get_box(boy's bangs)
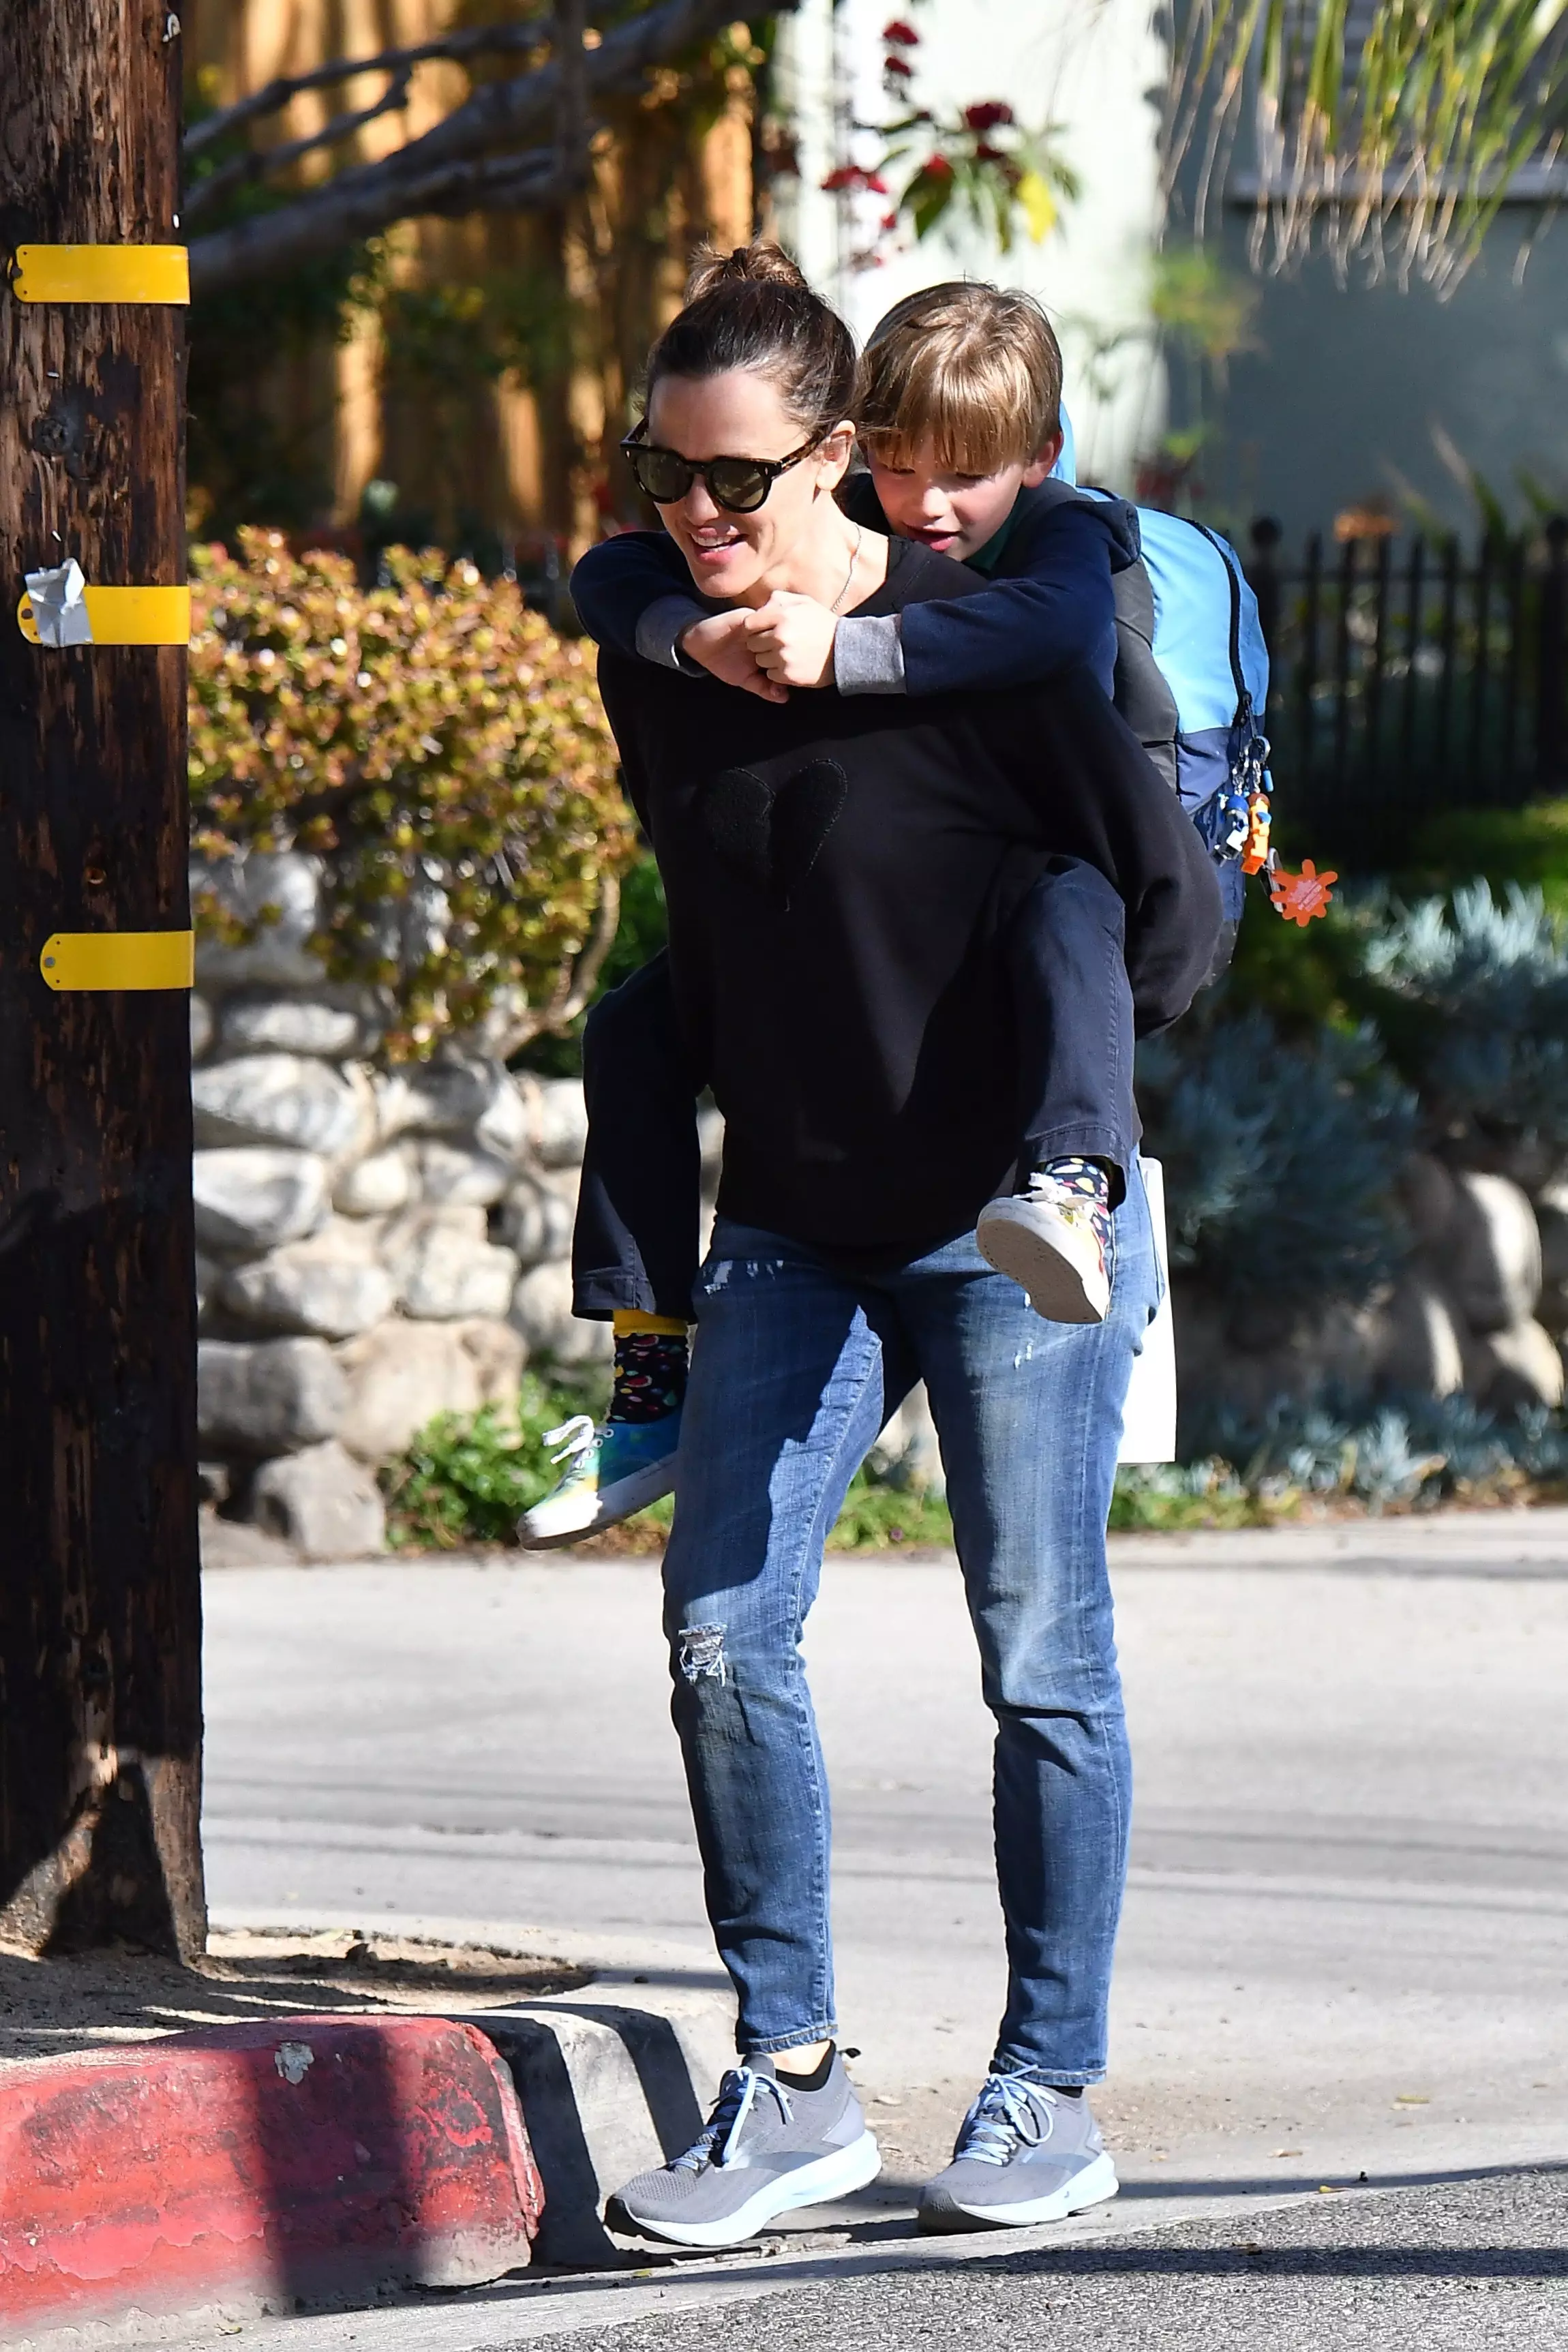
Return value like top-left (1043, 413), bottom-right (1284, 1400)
top-left (861, 368), bottom-right (1038, 478)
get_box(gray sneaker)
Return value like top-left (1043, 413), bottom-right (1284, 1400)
top-left (919, 2073), bottom-right (1118, 2232)
top-left (605, 2052), bottom-right (881, 2249)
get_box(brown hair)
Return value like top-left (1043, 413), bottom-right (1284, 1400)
top-left (644, 243), bottom-right (857, 440)
top-left (855, 282), bottom-right (1063, 474)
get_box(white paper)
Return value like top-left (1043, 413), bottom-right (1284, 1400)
top-left (24, 558), bottom-right (93, 648)
top-left (1117, 1156), bottom-right (1178, 1466)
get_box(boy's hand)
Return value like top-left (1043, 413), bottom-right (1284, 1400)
top-left (679, 612), bottom-right (788, 703)
top-left (744, 593), bottom-right (839, 688)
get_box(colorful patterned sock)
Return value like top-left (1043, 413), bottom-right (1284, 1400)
top-left (1029, 1156), bottom-right (1115, 1266)
top-left (609, 1311), bottom-right (689, 1425)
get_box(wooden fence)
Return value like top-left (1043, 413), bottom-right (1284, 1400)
top-left (1245, 517), bottom-right (1568, 856)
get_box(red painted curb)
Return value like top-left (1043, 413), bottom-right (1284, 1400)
top-left (0, 2015), bottom-right (543, 2330)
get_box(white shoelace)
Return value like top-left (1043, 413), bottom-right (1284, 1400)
top-left (955, 2072), bottom-right (1061, 2166)
top-left (543, 1413), bottom-right (597, 1466)
top-left (676, 2066), bottom-right (796, 2173)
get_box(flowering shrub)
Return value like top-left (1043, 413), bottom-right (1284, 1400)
top-left (825, 13), bottom-right (1079, 258)
top-left (188, 530), bottom-right (634, 1061)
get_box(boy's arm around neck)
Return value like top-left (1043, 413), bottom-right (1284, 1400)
top-left (835, 498), bottom-right (1121, 698)
top-left (570, 530), bottom-right (710, 669)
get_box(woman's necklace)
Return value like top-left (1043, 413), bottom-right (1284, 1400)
top-left (830, 526), bottom-right (864, 614)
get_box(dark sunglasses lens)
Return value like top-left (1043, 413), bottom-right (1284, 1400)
top-left (707, 462), bottom-right (770, 513)
top-left (631, 447), bottom-right (694, 503)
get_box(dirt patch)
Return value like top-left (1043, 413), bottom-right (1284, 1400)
top-left (0, 1926), bottom-right (591, 2064)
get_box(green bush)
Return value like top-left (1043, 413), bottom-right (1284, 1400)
top-left (383, 1387), bottom-right (1568, 1548)
top-left (1402, 799), bottom-right (1568, 918)
top-left (1358, 880), bottom-right (1568, 1149)
top-left (1184, 1389), bottom-right (1568, 1512)
top-left (382, 1378), bottom-right (605, 1548)
top-left (1139, 1008), bottom-right (1416, 1321)
top-left (1145, 879), bottom-right (1568, 1331)
top-left (382, 1389), bottom-right (958, 1553)
top-left (188, 533), bottom-right (635, 1061)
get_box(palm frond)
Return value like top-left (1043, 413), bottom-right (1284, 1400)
top-left (1166, 0), bottom-right (1568, 290)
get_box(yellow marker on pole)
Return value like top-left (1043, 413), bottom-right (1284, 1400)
top-left (40, 932), bottom-right (195, 993)
top-left (12, 245), bottom-right (190, 305)
top-left (18, 584), bottom-right (191, 647)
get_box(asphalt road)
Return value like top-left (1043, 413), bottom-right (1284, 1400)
top-left (517, 2168), bottom-right (1568, 2352)
top-left (202, 1508), bottom-right (1568, 2213)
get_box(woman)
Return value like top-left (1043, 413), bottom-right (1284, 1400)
top-left (579, 246), bottom-right (1220, 2248)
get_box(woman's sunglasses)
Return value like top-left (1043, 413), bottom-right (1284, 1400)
top-left (620, 417), bottom-right (830, 515)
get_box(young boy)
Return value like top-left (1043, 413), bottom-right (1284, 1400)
top-left (526, 282), bottom-right (1180, 1546)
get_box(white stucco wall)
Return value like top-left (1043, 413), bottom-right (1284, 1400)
top-left (772, 0), bottom-right (1167, 488)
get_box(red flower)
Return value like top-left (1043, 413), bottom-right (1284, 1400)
top-left (880, 211), bottom-right (899, 229)
top-left (922, 154), bottom-right (954, 179)
top-left (962, 100), bottom-right (1014, 132)
top-left (821, 164), bottom-right (890, 194)
top-left (883, 54), bottom-right (915, 77)
top-left (881, 18), bottom-right (920, 41)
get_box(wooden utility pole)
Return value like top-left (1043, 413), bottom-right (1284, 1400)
top-left (0, 3), bottom-right (204, 1954)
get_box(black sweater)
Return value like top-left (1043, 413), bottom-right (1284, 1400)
top-left (593, 538), bottom-right (1221, 1258)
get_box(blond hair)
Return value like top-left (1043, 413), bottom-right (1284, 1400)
top-left (855, 282), bottom-right (1062, 474)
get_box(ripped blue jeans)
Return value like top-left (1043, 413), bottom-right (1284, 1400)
top-left (662, 1162), bottom-right (1161, 2079)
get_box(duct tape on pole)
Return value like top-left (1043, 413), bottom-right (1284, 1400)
top-left (18, 562), bottom-right (190, 645)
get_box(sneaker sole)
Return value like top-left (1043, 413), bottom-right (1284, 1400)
top-left (976, 1209), bottom-right (1108, 1325)
top-left (607, 2129), bottom-right (883, 2250)
top-left (518, 1451), bottom-right (679, 1550)
top-left (918, 2149), bottom-right (1119, 2233)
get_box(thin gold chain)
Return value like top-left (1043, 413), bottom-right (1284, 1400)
top-left (830, 526), bottom-right (864, 615)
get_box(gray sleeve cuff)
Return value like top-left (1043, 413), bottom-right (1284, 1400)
top-left (832, 612), bottom-right (906, 694)
top-left (637, 594), bottom-right (711, 675)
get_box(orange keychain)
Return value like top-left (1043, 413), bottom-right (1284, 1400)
top-left (1269, 858), bottom-right (1338, 926)
top-left (1240, 789), bottom-right (1271, 875)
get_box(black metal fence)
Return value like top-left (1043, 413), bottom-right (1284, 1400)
top-left (1244, 516), bottom-right (1568, 858)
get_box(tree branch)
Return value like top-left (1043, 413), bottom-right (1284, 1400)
top-left (184, 74), bottom-right (417, 225)
top-left (188, 0), bottom-right (774, 297)
top-left (556, 0), bottom-right (590, 185)
top-left (183, 18), bottom-right (555, 160)
top-left (494, 866), bottom-right (622, 1055)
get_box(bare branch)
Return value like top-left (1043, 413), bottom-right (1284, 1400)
top-left (494, 868), bottom-right (622, 1055)
top-left (184, 74), bottom-right (416, 225)
top-left (188, 0), bottom-right (769, 297)
top-left (397, 146), bottom-right (578, 219)
top-left (183, 18), bottom-right (555, 160)
top-left (556, 0), bottom-right (590, 184)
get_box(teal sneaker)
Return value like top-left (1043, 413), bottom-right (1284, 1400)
top-left (519, 1411), bottom-right (680, 1548)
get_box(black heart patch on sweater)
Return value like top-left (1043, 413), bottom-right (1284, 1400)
top-left (701, 758), bottom-right (849, 906)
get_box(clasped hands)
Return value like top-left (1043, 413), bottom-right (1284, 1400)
top-left (679, 592), bottom-right (837, 703)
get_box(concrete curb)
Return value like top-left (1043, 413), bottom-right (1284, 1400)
top-left (208, 1909), bottom-right (741, 2269)
top-left (0, 2015), bottom-right (541, 2336)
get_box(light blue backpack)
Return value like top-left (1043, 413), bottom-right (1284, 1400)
top-left (1055, 419), bottom-right (1273, 959)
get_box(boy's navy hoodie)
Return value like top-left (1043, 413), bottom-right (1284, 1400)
top-left (570, 474), bottom-right (1141, 701)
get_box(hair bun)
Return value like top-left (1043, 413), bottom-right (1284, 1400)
top-left (684, 241), bottom-right (811, 302)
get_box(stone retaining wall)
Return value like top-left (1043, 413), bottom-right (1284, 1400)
top-left (1175, 1153), bottom-right (1568, 1421)
top-left (192, 856), bottom-right (612, 1558)
top-left (194, 859), bottom-right (1568, 1551)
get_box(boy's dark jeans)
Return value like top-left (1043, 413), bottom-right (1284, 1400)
top-left (574, 950), bottom-right (706, 1321)
top-left (571, 858), bottom-right (1140, 1322)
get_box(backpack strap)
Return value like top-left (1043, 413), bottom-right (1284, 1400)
top-left (1190, 520), bottom-right (1250, 728)
top-left (1111, 561), bottom-right (1179, 794)
top-left (1190, 519), bottom-right (1269, 799)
